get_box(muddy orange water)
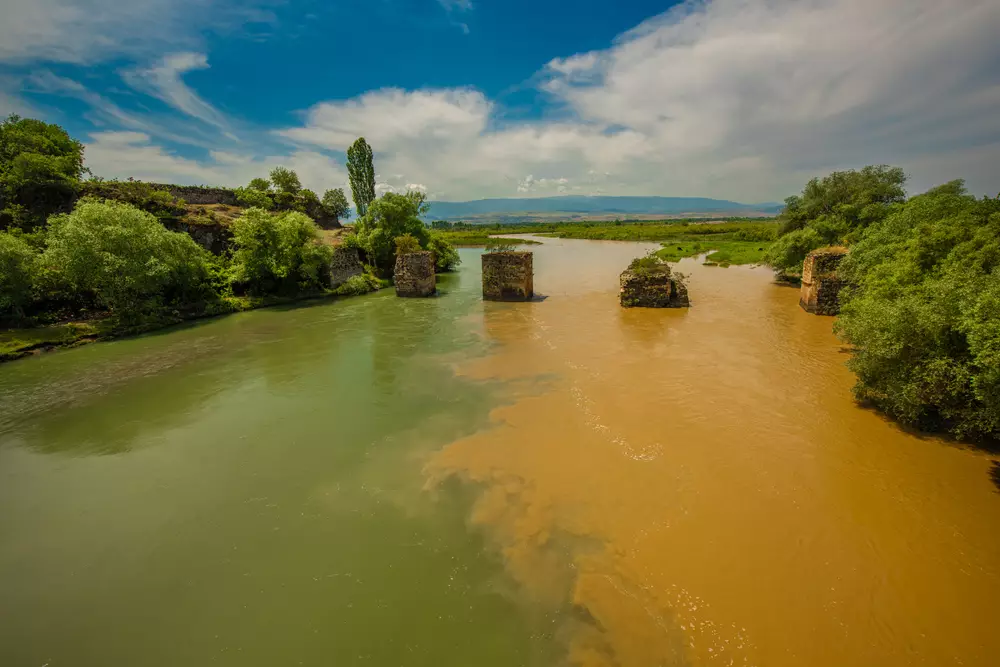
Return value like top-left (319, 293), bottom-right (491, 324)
top-left (427, 236), bottom-right (1000, 667)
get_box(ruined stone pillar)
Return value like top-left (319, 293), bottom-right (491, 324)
top-left (329, 246), bottom-right (364, 289)
top-left (619, 262), bottom-right (690, 308)
top-left (799, 247), bottom-right (848, 315)
top-left (482, 251), bottom-right (534, 301)
top-left (394, 251), bottom-right (436, 297)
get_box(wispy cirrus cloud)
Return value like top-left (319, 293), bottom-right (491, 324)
top-left (122, 52), bottom-right (236, 138)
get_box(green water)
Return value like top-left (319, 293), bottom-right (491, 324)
top-left (0, 251), bottom-right (557, 667)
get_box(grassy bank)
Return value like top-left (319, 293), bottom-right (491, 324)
top-left (0, 285), bottom-right (384, 363)
top-left (433, 231), bottom-right (542, 246)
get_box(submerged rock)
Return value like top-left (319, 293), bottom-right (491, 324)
top-left (394, 251), bottom-right (436, 297)
top-left (799, 247), bottom-right (847, 315)
top-left (482, 251), bottom-right (534, 301)
top-left (619, 258), bottom-right (689, 308)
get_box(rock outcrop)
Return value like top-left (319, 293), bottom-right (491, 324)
top-left (620, 261), bottom-right (689, 308)
top-left (330, 247), bottom-right (364, 288)
top-left (161, 219), bottom-right (232, 255)
top-left (800, 247), bottom-right (848, 315)
top-left (482, 251), bottom-right (534, 301)
top-left (394, 251), bottom-right (436, 297)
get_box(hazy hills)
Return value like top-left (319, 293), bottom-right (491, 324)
top-left (424, 195), bottom-right (782, 222)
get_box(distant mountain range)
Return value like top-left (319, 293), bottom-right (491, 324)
top-left (424, 196), bottom-right (783, 222)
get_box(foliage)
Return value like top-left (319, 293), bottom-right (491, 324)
top-left (355, 191), bottom-right (430, 276)
top-left (235, 186), bottom-right (275, 210)
top-left (347, 137), bottom-right (376, 217)
top-left (0, 230), bottom-right (38, 319)
top-left (433, 231), bottom-right (540, 246)
top-left (81, 179), bottom-right (185, 218)
top-left (297, 188), bottom-right (320, 214)
top-left (394, 233), bottom-right (421, 255)
top-left (322, 188), bottom-right (351, 222)
top-left (485, 239), bottom-right (517, 253)
top-left (628, 253), bottom-right (669, 276)
top-left (248, 177), bottom-right (272, 192)
top-left (333, 273), bottom-right (381, 296)
top-left (269, 167), bottom-right (301, 195)
top-left (834, 182), bottom-right (1000, 443)
top-left (42, 200), bottom-right (214, 322)
top-left (228, 208), bottom-right (333, 295)
top-left (765, 165), bottom-right (907, 274)
top-left (0, 115), bottom-right (86, 230)
top-left (428, 235), bottom-right (461, 272)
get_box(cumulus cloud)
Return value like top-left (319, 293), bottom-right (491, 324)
top-left (84, 131), bottom-right (348, 193)
top-left (276, 0), bottom-right (999, 200)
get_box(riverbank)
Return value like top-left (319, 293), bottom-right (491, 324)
top-left (0, 284), bottom-right (384, 363)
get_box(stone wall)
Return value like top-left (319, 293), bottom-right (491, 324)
top-left (799, 247), bottom-right (848, 315)
top-left (620, 265), bottom-right (689, 308)
top-left (330, 247), bottom-right (364, 288)
top-left (161, 220), bottom-right (232, 255)
top-left (394, 251), bottom-right (436, 297)
top-left (482, 252), bottom-right (534, 301)
top-left (148, 184), bottom-right (239, 206)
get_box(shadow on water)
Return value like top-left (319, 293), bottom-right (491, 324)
top-left (990, 461), bottom-right (1000, 493)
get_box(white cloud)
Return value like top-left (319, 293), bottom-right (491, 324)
top-left (274, 0), bottom-right (999, 201)
top-left (83, 131), bottom-right (347, 193)
top-left (0, 0), bottom-right (272, 65)
top-left (122, 52), bottom-right (232, 134)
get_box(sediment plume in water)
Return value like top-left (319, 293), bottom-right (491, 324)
top-left (426, 239), bottom-right (1000, 667)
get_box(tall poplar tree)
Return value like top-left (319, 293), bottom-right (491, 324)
top-left (346, 137), bottom-right (375, 217)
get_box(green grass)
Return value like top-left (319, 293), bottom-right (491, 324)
top-left (0, 323), bottom-right (98, 360)
top-left (432, 231), bottom-right (542, 247)
top-left (655, 241), bottom-right (769, 267)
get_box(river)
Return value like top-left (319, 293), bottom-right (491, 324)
top-left (1, 237), bottom-right (999, 667)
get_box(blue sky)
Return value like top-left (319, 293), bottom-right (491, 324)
top-left (1, 0), bottom-right (998, 202)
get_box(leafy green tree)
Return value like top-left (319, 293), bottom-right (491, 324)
top-left (428, 235), bottom-right (461, 272)
top-left (248, 177), bottom-right (272, 192)
top-left (42, 199), bottom-right (214, 322)
top-left (0, 115), bottom-right (85, 230)
top-left (0, 230), bottom-right (38, 319)
top-left (355, 190), bottom-right (429, 276)
top-left (835, 181), bottom-right (1000, 442)
top-left (346, 137), bottom-right (376, 217)
top-left (269, 167), bottom-right (302, 195)
top-left (235, 186), bottom-right (274, 210)
top-left (321, 188), bottom-right (351, 223)
top-left (228, 208), bottom-right (333, 295)
top-left (297, 188), bottom-right (320, 213)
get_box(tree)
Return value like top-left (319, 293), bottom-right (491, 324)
top-left (228, 208), bottom-right (333, 295)
top-left (0, 231), bottom-right (38, 319)
top-left (0, 115), bottom-right (85, 230)
top-left (235, 186), bottom-right (274, 210)
top-left (42, 199), bottom-right (213, 322)
top-left (355, 190), bottom-right (430, 276)
top-left (835, 181), bottom-right (1000, 442)
top-left (269, 167), bottom-right (302, 195)
top-left (248, 177), bottom-right (272, 192)
top-left (428, 235), bottom-right (461, 272)
top-left (346, 137), bottom-right (375, 217)
top-left (322, 188), bottom-right (351, 223)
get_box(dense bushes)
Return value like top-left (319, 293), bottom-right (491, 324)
top-left (765, 166), bottom-right (907, 275)
top-left (228, 208), bottom-right (333, 295)
top-left (0, 115), bottom-right (86, 230)
top-left (0, 231), bottom-right (37, 318)
top-left (80, 178), bottom-right (186, 218)
top-left (835, 182), bottom-right (1000, 442)
top-left (428, 235), bottom-right (461, 272)
top-left (42, 200), bottom-right (214, 322)
top-left (355, 191), bottom-right (431, 276)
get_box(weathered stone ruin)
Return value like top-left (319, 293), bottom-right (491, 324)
top-left (800, 247), bottom-right (848, 315)
top-left (394, 251), bottom-right (436, 297)
top-left (619, 260), bottom-right (690, 308)
top-left (329, 246), bottom-right (364, 288)
top-left (482, 251), bottom-right (534, 301)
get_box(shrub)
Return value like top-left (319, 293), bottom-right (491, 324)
top-left (0, 231), bottom-right (38, 319)
top-left (80, 179), bottom-right (185, 218)
top-left (485, 239), bottom-right (516, 253)
top-left (41, 199), bottom-right (214, 322)
top-left (333, 273), bottom-right (381, 296)
top-left (428, 235), bottom-right (461, 272)
top-left (762, 227), bottom-right (824, 275)
top-left (394, 233), bottom-right (421, 255)
top-left (247, 177), bottom-right (272, 192)
top-left (269, 167), bottom-right (301, 195)
top-left (229, 208), bottom-right (333, 295)
top-left (835, 183), bottom-right (1000, 442)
